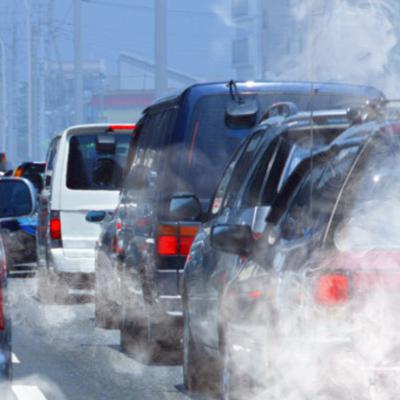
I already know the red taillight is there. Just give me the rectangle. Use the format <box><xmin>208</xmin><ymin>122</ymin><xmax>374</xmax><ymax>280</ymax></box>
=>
<box><xmin>108</xmin><ymin>124</ymin><xmax>136</xmax><ymax>133</ymax></box>
<box><xmin>315</xmin><ymin>273</ymin><xmax>350</xmax><ymax>305</ymax></box>
<box><xmin>157</xmin><ymin>236</ymin><xmax>179</xmax><ymax>256</ymax></box>
<box><xmin>156</xmin><ymin>224</ymin><xmax>198</xmax><ymax>257</ymax></box>
<box><xmin>50</xmin><ymin>211</ymin><xmax>62</xmax><ymax>241</ymax></box>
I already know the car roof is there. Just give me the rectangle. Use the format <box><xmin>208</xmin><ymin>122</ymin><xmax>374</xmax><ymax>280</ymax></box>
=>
<box><xmin>144</xmin><ymin>80</ymin><xmax>385</xmax><ymax>113</ymax></box>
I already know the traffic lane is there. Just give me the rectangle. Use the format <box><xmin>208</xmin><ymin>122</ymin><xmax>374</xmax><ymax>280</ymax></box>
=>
<box><xmin>9</xmin><ymin>277</ymin><xmax>189</xmax><ymax>400</ymax></box>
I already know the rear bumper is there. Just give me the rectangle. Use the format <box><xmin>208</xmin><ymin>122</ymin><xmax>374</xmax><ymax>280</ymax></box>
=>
<box><xmin>49</xmin><ymin>248</ymin><xmax>95</xmax><ymax>274</ymax></box>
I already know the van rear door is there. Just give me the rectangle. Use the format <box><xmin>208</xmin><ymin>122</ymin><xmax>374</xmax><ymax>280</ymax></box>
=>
<box><xmin>58</xmin><ymin>128</ymin><xmax>132</xmax><ymax>261</ymax></box>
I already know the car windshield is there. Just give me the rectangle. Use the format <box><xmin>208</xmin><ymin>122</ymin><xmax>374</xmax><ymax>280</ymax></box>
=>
<box><xmin>179</xmin><ymin>91</ymin><xmax>370</xmax><ymax>204</ymax></box>
<box><xmin>67</xmin><ymin>133</ymin><xmax>131</xmax><ymax>190</ymax></box>
<box><xmin>334</xmin><ymin>135</ymin><xmax>400</xmax><ymax>250</ymax></box>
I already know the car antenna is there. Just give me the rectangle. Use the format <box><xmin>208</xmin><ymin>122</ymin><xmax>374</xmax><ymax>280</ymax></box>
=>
<box><xmin>227</xmin><ymin>80</ymin><xmax>244</xmax><ymax>105</ymax></box>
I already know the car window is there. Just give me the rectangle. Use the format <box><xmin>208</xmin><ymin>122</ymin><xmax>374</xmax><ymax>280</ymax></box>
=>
<box><xmin>66</xmin><ymin>133</ymin><xmax>131</xmax><ymax>190</ymax></box>
<box><xmin>240</xmin><ymin>136</ymin><xmax>289</xmax><ymax>208</ymax></box>
<box><xmin>46</xmin><ymin>137</ymin><xmax>60</xmax><ymax>173</ymax></box>
<box><xmin>332</xmin><ymin>136</ymin><xmax>400</xmax><ymax>250</ymax></box>
<box><xmin>219</xmin><ymin>130</ymin><xmax>264</xmax><ymax>212</ymax></box>
<box><xmin>280</xmin><ymin>146</ymin><xmax>360</xmax><ymax>241</ymax></box>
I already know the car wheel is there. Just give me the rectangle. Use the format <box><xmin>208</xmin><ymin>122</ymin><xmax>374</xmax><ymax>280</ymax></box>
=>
<box><xmin>222</xmin><ymin>340</ymin><xmax>242</xmax><ymax>400</ymax></box>
<box><xmin>36</xmin><ymin>270</ymin><xmax>68</xmax><ymax>304</ymax></box>
<box><xmin>94</xmin><ymin>271</ymin><xmax>120</xmax><ymax>329</ymax></box>
<box><xmin>183</xmin><ymin>300</ymin><xmax>222</xmax><ymax>394</ymax></box>
<box><xmin>119</xmin><ymin>277</ymin><xmax>159</xmax><ymax>362</ymax></box>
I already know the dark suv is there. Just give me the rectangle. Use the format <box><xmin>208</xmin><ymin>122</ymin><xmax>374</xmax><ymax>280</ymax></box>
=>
<box><xmin>212</xmin><ymin>109</ymin><xmax>400</xmax><ymax>399</ymax></box>
<box><xmin>108</xmin><ymin>81</ymin><xmax>384</xmax><ymax>359</ymax></box>
<box><xmin>181</xmin><ymin>104</ymin><xmax>381</xmax><ymax>392</ymax></box>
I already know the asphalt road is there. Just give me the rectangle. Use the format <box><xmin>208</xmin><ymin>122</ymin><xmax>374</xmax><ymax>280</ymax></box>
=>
<box><xmin>7</xmin><ymin>275</ymin><xmax>194</xmax><ymax>400</ymax></box>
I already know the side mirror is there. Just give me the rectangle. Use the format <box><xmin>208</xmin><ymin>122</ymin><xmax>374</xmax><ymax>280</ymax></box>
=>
<box><xmin>169</xmin><ymin>193</ymin><xmax>202</xmax><ymax>221</ymax></box>
<box><xmin>86</xmin><ymin>210</ymin><xmax>107</xmax><ymax>223</ymax></box>
<box><xmin>210</xmin><ymin>224</ymin><xmax>254</xmax><ymax>257</ymax></box>
<box><xmin>0</xmin><ymin>178</ymin><xmax>36</xmax><ymax>220</ymax></box>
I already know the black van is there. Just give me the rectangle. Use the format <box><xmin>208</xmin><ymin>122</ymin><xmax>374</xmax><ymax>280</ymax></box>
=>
<box><xmin>103</xmin><ymin>81</ymin><xmax>384</xmax><ymax>359</ymax></box>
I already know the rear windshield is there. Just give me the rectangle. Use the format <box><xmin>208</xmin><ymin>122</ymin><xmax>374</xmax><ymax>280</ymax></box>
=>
<box><xmin>179</xmin><ymin>91</ymin><xmax>371</xmax><ymax>204</ymax></box>
<box><xmin>67</xmin><ymin>133</ymin><xmax>131</xmax><ymax>190</ymax></box>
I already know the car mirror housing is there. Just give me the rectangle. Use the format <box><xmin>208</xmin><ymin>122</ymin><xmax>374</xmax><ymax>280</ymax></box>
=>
<box><xmin>210</xmin><ymin>224</ymin><xmax>254</xmax><ymax>257</ymax></box>
<box><xmin>0</xmin><ymin>178</ymin><xmax>36</xmax><ymax>221</ymax></box>
<box><xmin>169</xmin><ymin>193</ymin><xmax>202</xmax><ymax>221</ymax></box>
<box><xmin>86</xmin><ymin>210</ymin><xmax>107</xmax><ymax>223</ymax></box>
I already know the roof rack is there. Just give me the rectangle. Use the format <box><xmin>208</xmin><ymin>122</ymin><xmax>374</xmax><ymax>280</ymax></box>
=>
<box><xmin>260</xmin><ymin>102</ymin><xmax>299</xmax><ymax>122</ymax></box>
<box><xmin>260</xmin><ymin>97</ymin><xmax>396</xmax><ymax>128</ymax></box>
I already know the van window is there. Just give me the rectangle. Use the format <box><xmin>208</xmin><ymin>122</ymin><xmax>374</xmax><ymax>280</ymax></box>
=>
<box><xmin>67</xmin><ymin>133</ymin><xmax>131</xmax><ymax>190</ymax></box>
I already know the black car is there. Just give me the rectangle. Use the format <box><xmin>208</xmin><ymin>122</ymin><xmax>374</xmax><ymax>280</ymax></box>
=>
<box><xmin>110</xmin><ymin>81</ymin><xmax>384</xmax><ymax>360</ymax></box>
<box><xmin>182</xmin><ymin>105</ymin><xmax>372</xmax><ymax>393</ymax></box>
<box><xmin>213</xmin><ymin>113</ymin><xmax>400</xmax><ymax>399</ymax></box>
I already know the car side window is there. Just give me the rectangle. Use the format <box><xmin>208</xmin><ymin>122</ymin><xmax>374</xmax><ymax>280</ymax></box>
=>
<box><xmin>44</xmin><ymin>137</ymin><xmax>60</xmax><ymax>189</ymax></box>
<box><xmin>239</xmin><ymin>135</ymin><xmax>284</xmax><ymax>208</ymax></box>
<box><xmin>210</xmin><ymin>130</ymin><xmax>264</xmax><ymax>215</ymax></box>
<box><xmin>222</xmin><ymin>130</ymin><xmax>264</xmax><ymax>210</ymax></box>
<box><xmin>280</xmin><ymin>146</ymin><xmax>359</xmax><ymax>241</ymax></box>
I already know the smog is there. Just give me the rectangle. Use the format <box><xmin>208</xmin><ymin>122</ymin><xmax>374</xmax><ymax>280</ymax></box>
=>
<box><xmin>1</xmin><ymin>1</ymin><xmax>400</xmax><ymax>399</ymax></box>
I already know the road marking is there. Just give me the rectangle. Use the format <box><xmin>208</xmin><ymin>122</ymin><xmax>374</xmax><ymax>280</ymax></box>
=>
<box><xmin>12</xmin><ymin>353</ymin><xmax>20</xmax><ymax>364</ymax></box>
<box><xmin>12</xmin><ymin>385</ymin><xmax>47</xmax><ymax>400</ymax></box>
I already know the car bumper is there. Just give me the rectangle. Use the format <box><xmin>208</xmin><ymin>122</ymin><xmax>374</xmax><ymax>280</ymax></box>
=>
<box><xmin>49</xmin><ymin>248</ymin><xmax>95</xmax><ymax>274</ymax></box>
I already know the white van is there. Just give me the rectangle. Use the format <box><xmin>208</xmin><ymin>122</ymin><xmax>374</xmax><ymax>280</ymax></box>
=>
<box><xmin>36</xmin><ymin>124</ymin><xmax>135</xmax><ymax>301</ymax></box>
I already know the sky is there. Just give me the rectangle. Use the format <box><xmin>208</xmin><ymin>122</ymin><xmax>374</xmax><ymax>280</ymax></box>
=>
<box><xmin>51</xmin><ymin>0</ymin><xmax>234</xmax><ymax>81</ymax></box>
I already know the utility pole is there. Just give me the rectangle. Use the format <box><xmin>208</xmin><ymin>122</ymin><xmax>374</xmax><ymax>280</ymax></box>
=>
<box><xmin>154</xmin><ymin>0</ymin><xmax>167</xmax><ymax>99</ymax></box>
<box><xmin>0</xmin><ymin>38</ymin><xmax>7</xmax><ymax>152</ymax></box>
<box><xmin>74</xmin><ymin>0</ymin><xmax>83</xmax><ymax>125</ymax></box>
<box><xmin>23</xmin><ymin>0</ymin><xmax>33</xmax><ymax>160</ymax></box>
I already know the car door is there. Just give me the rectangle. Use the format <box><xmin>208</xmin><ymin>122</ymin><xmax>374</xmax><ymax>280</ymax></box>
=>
<box><xmin>185</xmin><ymin>130</ymin><xmax>272</xmax><ymax>348</ymax></box>
<box><xmin>265</xmin><ymin>146</ymin><xmax>361</xmax><ymax>331</ymax></box>
<box><xmin>37</xmin><ymin>136</ymin><xmax>60</xmax><ymax>269</ymax></box>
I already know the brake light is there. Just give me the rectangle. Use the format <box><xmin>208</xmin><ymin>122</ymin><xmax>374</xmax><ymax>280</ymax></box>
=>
<box><xmin>156</xmin><ymin>224</ymin><xmax>198</xmax><ymax>257</ymax></box>
<box><xmin>50</xmin><ymin>211</ymin><xmax>62</xmax><ymax>241</ymax></box>
<box><xmin>108</xmin><ymin>124</ymin><xmax>136</xmax><ymax>133</ymax></box>
<box><xmin>315</xmin><ymin>273</ymin><xmax>350</xmax><ymax>305</ymax></box>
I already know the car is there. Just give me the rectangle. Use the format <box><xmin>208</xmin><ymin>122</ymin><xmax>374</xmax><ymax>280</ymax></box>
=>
<box><xmin>213</xmin><ymin>108</ymin><xmax>400</xmax><ymax>399</ymax></box>
<box><xmin>115</xmin><ymin>80</ymin><xmax>384</xmax><ymax>360</ymax></box>
<box><xmin>181</xmin><ymin>104</ymin><xmax>367</xmax><ymax>393</ymax></box>
<box><xmin>36</xmin><ymin>124</ymin><xmax>135</xmax><ymax>303</ymax></box>
<box><xmin>0</xmin><ymin>161</ymin><xmax>46</xmax><ymax>272</ymax></box>
<box><xmin>0</xmin><ymin>177</ymin><xmax>37</xmax><ymax>398</ymax></box>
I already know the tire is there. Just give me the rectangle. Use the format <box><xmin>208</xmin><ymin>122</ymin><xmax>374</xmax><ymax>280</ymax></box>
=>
<box><xmin>36</xmin><ymin>270</ymin><xmax>68</xmax><ymax>304</ymax></box>
<box><xmin>119</xmin><ymin>277</ymin><xmax>159</xmax><ymax>363</ymax></box>
<box><xmin>94</xmin><ymin>272</ymin><xmax>120</xmax><ymax>329</ymax></box>
<box><xmin>222</xmin><ymin>329</ymin><xmax>260</xmax><ymax>400</ymax></box>
<box><xmin>222</xmin><ymin>341</ymin><xmax>244</xmax><ymax>400</ymax></box>
<box><xmin>183</xmin><ymin>302</ymin><xmax>222</xmax><ymax>394</ymax></box>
